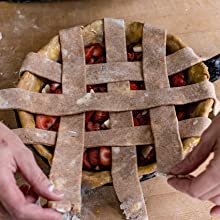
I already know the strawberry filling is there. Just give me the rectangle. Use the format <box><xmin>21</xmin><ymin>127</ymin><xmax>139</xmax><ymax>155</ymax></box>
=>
<box><xmin>99</xmin><ymin>147</ymin><xmax>111</xmax><ymax>167</ymax></box>
<box><xmin>36</xmin><ymin>84</ymin><xmax>62</xmax><ymax>130</ymax></box>
<box><xmin>170</xmin><ymin>72</ymin><xmax>187</xmax><ymax>87</ymax></box>
<box><xmin>36</xmin><ymin>115</ymin><xmax>57</xmax><ymax>130</ymax></box>
<box><xmin>88</xmin><ymin>148</ymin><xmax>100</xmax><ymax>166</ymax></box>
<box><xmin>83</xmin><ymin>151</ymin><xmax>92</xmax><ymax>170</ymax></box>
<box><xmin>36</xmin><ymin>43</ymin><xmax>190</xmax><ymax>172</ymax></box>
<box><xmin>85</xmin><ymin>43</ymin><xmax>106</xmax><ymax>64</ymax></box>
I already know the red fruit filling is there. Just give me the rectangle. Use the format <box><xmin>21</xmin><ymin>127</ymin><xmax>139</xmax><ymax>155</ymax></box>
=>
<box><xmin>170</xmin><ymin>72</ymin><xmax>187</xmax><ymax>87</ymax></box>
<box><xmin>36</xmin><ymin>43</ymin><xmax>191</xmax><ymax>172</ymax></box>
<box><xmin>99</xmin><ymin>147</ymin><xmax>112</xmax><ymax>167</ymax></box>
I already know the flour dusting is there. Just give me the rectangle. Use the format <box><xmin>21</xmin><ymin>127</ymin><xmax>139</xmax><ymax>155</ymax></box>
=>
<box><xmin>76</xmin><ymin>93</ymin><xmax>93</xmax><ymax>105</ymax></box>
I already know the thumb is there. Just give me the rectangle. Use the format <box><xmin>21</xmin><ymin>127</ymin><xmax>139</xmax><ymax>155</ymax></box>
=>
<box><xmin>170</xmin><ymin>131</ymin><xmax>215</xmax><ymax>175</ymax></box>
<box><xmin>16</xmin><ymin>148</ymin><xmax>64</xmax><ymax>201</ymax></box>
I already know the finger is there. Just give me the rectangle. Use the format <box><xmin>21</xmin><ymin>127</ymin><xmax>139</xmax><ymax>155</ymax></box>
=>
<box><xmin>0</xmin><ymin>171</ymin><xmax>61</xmax><ymax>220</ymax></box>
<box><xmin>193</xmin><ymin>148</ymin><xmax>220</xmax><ymax>197</ymax></box>
<box><xmin>25</xmin><ymin>187</ymin><xmax>39</xmax><ymax>204</ymax></box>
<box><xmin>19</xmin><ymin>184</ymin><xmax>39</xmax><ymax>203</ymax></box>
<box><xmin>170</xmin><ymin>131</ymin><xmax>215</xmax><ymax>175</ymax></box>
<box><xmin>0</xmin><ymin>122</ymin><xmax>27</xmax><ymax>151</ymax></box>
<box><xmin>210</xmin><ymin>195</ymin><xmax>220</xmax><ymax>206</ymax></box>
<box><xmin>168</xmin><ymin>176</ymin><xmax>194</xmax><ymax>195</ymax></box>
<box><xmin>171</xmin><ymin>118</ymin><xmax>220</xmax><ymax>175</ymax></box>
<box><xmin>15</xmin><ymin>148</ymin><xmax>64</xmax><ymax>201</ymax></box>
<box><xmin>15</xmin><ymin>204</ymin><xmax>62</xmax><ymax>220</ymax></box>
<box><xmin>210</xmin><ymin>205</ymin><xmax>220</xmax><ymax>217</ymax></box>
<box><xmin>200</xmin><ymin>185</ymin><xmax>220</xmax><ymax>201</ymax></box>
<box><xmin>0</xmin><ymin>171</ymin><xmax>27</xmax><ymax>217</ymax></box>
<box><xmin>169</xmin><ymin>150</ymin><xmax>220</xmax><ymax>198</ymax></box>
<box><xmin>0</xmin><ymin>202</ymin><xmax>10</xmax><ymax>219</ymax></box>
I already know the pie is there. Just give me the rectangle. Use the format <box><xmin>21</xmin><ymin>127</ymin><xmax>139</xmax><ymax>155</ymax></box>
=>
<box><xmin>0</xmin><ymin>18</ymin><xmax>219</xmax><ymax>219</ymax></box>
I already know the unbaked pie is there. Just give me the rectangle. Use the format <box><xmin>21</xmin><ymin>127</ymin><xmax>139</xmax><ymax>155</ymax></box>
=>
<box><xmin>0</xmin><ymin>18</ymin><xmax>219</xmax><ymax>219</ymax></box>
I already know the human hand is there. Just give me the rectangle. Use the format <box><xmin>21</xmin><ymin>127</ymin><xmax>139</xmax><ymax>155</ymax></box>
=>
<box><xmin>0</xmin><ymin>122</ymin><xmax>63</xmax><ymax>220</ymax></box>
<box><xmin>168</xmin><ymin>113</ymin><xmax>220</xmax><ymax>217</ymax></box>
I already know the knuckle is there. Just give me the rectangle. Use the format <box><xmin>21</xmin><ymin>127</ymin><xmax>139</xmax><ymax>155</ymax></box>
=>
<box><xmin>0</xmin><ymin>147</ymin><xmax>13</xmax><ymax>159</ymax></box>
<box><xmin>210</xmin><ymin>171</ymin><xmax>220</xmax><ymax>183</ymax></box>
<box><xmin>32</xmin><ymin>171</ymin><xmax>48</xmax><ymax>188</ymax></box>
<box><xmin>24</xmin><ymin>148</ymin><xmax>34</xmax><ymax>158</ymax></box>
<box><xmin>199</xmin><ymin>195</ymin><xmax>206</xmax><ymax>201</ymax></box>
<box><xmin>211</xmin><ymin>197</ymin><xmax>220</xmax><ymax>205</ymax></box>
<box><xmin>188</xmin><ymin>183</ymin><xmax>198</xmax><ymax>198</ymax></box>
<box><xmin>15</xmin><ymin>147</ymin><xmax>32</xmax><ymax>159</ymax></box>
<box><xmin>188</xmin><ymin>188</ymin><xmax>197</xmax><ymax>198</ymax></box>
<box><xmin>208</xmin><ymin>161</ymin><xmax>220</xmax><ymax>180</ymax></box>
<box><xmin>0</xmin><ymin>181</ymin><xmax>7</xmax><ymax>193</ymax></box>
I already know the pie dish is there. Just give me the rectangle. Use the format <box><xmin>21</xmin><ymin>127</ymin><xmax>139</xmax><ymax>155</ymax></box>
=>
<box><xmin>0</xmin><ymin>18</ymin><xmax>219</xmax><ymax>219</ymax></box>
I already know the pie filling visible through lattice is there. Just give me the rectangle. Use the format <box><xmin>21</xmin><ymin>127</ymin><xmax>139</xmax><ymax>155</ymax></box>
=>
<box><xmin>0</xmin><ymin>18</ymin><xmax>219</xmax><ymax>219</ymax></box>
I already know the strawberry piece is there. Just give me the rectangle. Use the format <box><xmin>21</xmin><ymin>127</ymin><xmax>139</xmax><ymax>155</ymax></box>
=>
<box><xmin>128</xmin><ymin>52</ymin><xmax>135</xmax><ymax>61</ymax></box>
<box><xmin>93</xmin><ymin>111</ymin><xmax>109</xmax><ymax>123</ymax></box>
<box><xmin>83</xmin><ymin>151</ymin><xmax>92</xmax><ymax>170</ymax></box>
<box><xmin>87</xmin><ymin>85</ymin><xmax>94</xmax><ymax>93</ymax></box>
<box><xmin>134</xmin><ymin>52</ymin><xmax>142</xmax><ymax>61</ymax></box>
<box><xmin>100</xmin><ymin>147</ymin><xmax>111</xmax><ymax>166</ymax></box>
<box><xmin>87</xmin><ymin>85</ymin><xmax>99</xmax><ymax>93</ymax></box>
<box><xmin>88</xmin><ymin>148</ymin><xmax>99</xmax><ymax>166</ymax></box>
<box><xmin>98</xmin><ymin>85</ymin><xmax>107</xmax><ymax>92</ymax></box>
<box><xmin>136</xmin><ymin>113</ymin><xmax>150</xmax><ymax>125</ymax></box>
<box><xmin>87</xmin><ymin>84</ymin><xmax>107</xmax><ymax>93</ymax></box>
<box><xmin>92</xmin><ymin>44</ymin><xmax>103</xmax><ymax>57</ymax></box>
<box><xmin>95</xmin><ymin>56</ymin><xmax>105</xmax><ymax>64</ymax></box>
<box><xmin>50</xmin><ymin>118</ymin><xmax>60</xmax><ymax>131</ymax></box>
<box><xmin>49</xmin><ymin>83</ymin><xmax>60</xmax><ymax>93</ymax></box>
<box><xmin>176</xmin><ymin>111</ymin><xmax>186</xmax><ymax>121</ymax></box>
<box><xmin>85</xmin><ymin>111</ymin><xmax>95</xmax><ymax>123</ymax></box>
<box><xmin>54</xmin><ymin>87</ymin><xmax>62</xmax><ymax>94</ymax></box>
<box><xmin>177</xmin><ymin>72</ymin><xmax>185</xmax><ymax>79</ymax></box>
<box><xmin>86</xmin><ymin>121</ymin><xmax>100</xmax><ymax>131</ymax></box>
<box><xmin>132</xmin><ymin>110</ymin><xmax>141</xmax><ymax>117</ymax></box>
<box><xmin>171</xmin><ymin>72</ymin><xmax>187</xmax><ymax>87</ymax></box>
<box><xmin>133</xmin><ymin>117</ymin><xmax>140</xmax><ymax>126</ymax></box>
<box><xmin>87</xmin><ymin>57</ymin><xmax>95</xmax><ymax>64</ymax></box>
<box><xmin>85</xmin><ymin>46</ymin><xmax>95</xmax><ymax>62</ymax></box>
<box><xmin>36</xmin><ymin>115</ymin><xmax>57</xmax><ymax>130</ymax></box>
<box><xmin>130</xmin><ymin>82</ymin><xmax>138</xmax><ymax>90</ymax></box>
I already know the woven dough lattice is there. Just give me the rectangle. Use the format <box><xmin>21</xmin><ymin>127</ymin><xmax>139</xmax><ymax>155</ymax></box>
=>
<box><xmin>0</xmin><ymin>18</ymin><xmax>219</xmax><ymax>220</ymax></box>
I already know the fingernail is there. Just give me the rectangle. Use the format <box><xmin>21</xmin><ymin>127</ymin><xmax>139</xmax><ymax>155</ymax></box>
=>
<box><xmin>167</xmin><ymin>174</ymin><xmax>175</xmax><ymax>180</ymax></box>
<box><xmin>48</xmin><ymin>184</ymin><xmax>55</xmax><ymax>193</ymax></box>
<box><xmin>48</xmin><ymin>185</ymin><xmax>64</xmax><ymax>197</ymax></box>
<box><xmin>53</xmin><ymin>189</ymin><xmax>64</xmax><ymax>197</ymax></box>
